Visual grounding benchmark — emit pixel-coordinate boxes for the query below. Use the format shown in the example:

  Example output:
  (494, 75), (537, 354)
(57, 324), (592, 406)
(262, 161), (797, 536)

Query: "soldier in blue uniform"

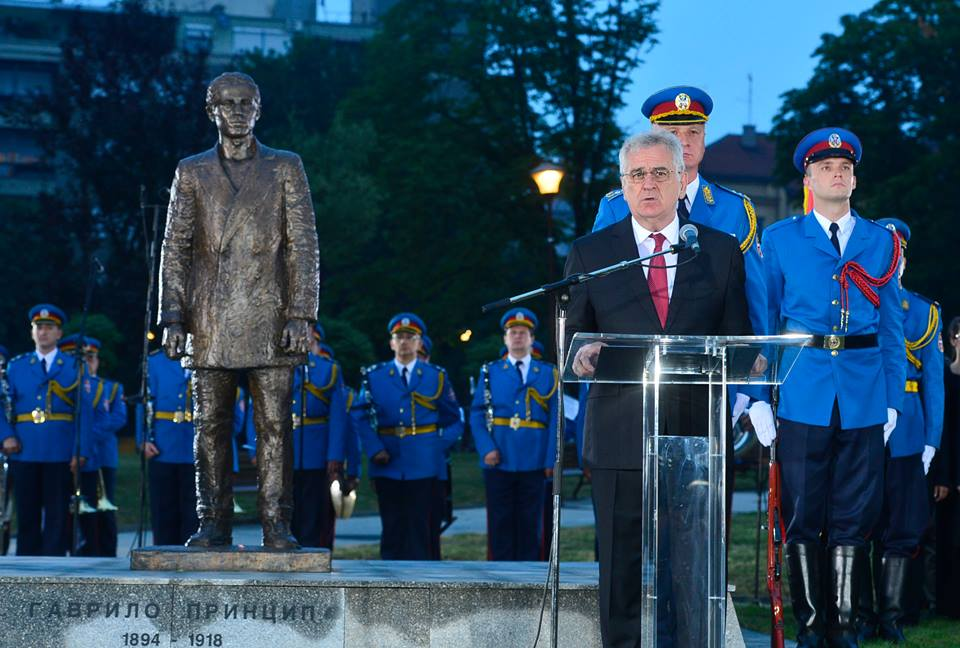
(0, 304), (94, 556)
(357, 313), (461, 560)
(248, 323), (348, 548)
(136, 350), (198, 546)
(762, 128), (905, 648)
(470, 308), (558, 561)
(854, 218), (943, 643)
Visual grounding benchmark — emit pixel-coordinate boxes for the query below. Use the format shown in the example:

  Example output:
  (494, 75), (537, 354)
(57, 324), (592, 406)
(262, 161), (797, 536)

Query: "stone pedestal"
(0, 559), (604, 647)
(130, 546), (331, 573)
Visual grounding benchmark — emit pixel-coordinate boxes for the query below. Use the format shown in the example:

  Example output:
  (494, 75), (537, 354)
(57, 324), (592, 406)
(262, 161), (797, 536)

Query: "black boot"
(185, 516), (232, 548)
(827, 545), (862, 648)
(879, 554), (909, 643)
(854, 546), (878, 641)
(787, 543), (827, 648)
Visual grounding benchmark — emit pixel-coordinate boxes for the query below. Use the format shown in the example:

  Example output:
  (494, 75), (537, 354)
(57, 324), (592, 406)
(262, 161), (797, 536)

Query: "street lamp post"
(530, 162), (565, 280)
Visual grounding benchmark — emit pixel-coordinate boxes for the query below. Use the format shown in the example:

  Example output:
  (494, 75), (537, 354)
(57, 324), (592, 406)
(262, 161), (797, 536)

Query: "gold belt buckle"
(184, 411), (192, 422)
(509, 415), (521, 430)
(824, 335), (842, 350)
(173, 410), (185, 424)
(31, 408), (46, 424)
(397, 426), (408, 438)
(292, 413), (301, 428)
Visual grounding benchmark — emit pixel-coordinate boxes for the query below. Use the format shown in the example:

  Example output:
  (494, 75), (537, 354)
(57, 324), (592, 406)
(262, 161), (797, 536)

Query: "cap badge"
(828, 133), (842, 148)
(40, 309), (49, 318)
(516, 313), (525, 321)
(885, 223), (897, 233)
(674, 93), (691, 111)
(401, 317), (410, 326)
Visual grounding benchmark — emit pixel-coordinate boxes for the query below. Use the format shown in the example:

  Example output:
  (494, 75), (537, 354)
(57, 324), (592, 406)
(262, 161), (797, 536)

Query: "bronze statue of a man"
(158, 72), (320, 550)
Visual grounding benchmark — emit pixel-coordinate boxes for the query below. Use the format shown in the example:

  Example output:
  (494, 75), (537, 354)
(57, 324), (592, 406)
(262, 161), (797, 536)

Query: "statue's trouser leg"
(192, 369), (237, 532)
(248, 366), (295, 531)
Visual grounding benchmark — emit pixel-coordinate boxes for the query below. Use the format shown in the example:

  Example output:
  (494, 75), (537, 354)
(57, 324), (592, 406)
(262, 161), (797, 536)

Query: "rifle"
(359, 366), (378, 432)
(71, 256), (104, 555)
(767, 385), (785, 648)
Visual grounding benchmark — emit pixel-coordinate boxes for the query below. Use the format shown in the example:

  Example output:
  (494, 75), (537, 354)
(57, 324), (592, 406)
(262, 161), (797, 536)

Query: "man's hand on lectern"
(572, 342), (603, 378)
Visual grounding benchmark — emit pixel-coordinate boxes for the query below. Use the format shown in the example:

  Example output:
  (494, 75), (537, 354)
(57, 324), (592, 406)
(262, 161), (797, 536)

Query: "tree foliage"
(771, 0), (960, 316)
(1, 0), (210, 387)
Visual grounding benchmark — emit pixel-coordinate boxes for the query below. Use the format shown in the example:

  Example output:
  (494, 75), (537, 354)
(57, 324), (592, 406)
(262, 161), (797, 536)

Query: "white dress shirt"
(394, 358), (418, 383)
(813, 210), (855, 255)
(684, 174), (701, 214)
(631, 215), (680, 298)
(35, 348), (58, 372)
(508, 353), (532, 383)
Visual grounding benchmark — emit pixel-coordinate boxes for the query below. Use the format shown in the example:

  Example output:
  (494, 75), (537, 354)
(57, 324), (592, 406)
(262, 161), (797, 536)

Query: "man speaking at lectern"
(564, 130), (756, 648)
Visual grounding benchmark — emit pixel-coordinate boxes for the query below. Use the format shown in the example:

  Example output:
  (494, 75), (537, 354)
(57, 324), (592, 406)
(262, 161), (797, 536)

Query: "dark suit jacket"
(158, 140), (320, 369)
(564, 215), (751, 470)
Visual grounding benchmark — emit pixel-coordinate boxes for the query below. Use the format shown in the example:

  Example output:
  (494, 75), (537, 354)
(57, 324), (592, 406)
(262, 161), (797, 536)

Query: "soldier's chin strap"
(838, 230), (901, 330)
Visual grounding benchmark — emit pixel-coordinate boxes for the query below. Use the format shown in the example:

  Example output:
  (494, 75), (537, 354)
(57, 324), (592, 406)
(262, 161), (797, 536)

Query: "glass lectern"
(563, 334), (810, 648)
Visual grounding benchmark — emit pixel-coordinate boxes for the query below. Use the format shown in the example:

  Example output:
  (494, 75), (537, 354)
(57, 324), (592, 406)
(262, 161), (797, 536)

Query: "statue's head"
(206, 72), (261, 138)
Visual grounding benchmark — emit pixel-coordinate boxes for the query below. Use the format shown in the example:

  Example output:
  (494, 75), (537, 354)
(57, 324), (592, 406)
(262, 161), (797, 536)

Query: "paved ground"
(13, 491), (765, 556)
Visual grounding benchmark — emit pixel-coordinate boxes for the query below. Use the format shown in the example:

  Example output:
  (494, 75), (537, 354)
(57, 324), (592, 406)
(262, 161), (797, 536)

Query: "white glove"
(748, 401), (777, 448)
(922, 445), (936, 475)
(731, 393), (750, 428)
(883, 408), (898, 445)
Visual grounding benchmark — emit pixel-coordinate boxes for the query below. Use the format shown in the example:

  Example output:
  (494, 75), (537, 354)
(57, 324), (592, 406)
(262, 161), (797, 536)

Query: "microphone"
(679, 223), (700, 253)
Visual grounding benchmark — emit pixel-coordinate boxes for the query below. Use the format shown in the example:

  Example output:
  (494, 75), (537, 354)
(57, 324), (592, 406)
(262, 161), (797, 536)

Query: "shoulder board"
(702, 178), (757, 253)
(149, 349), (162, 356)
(531, 358), (557, 372)
(907, 290), (937, 307)
(10, 352), (32, 364)
(763, 215), (803, 235)
(604, 188), (623, 201)
(859, 217), (894, 235)
(365, 361), (390, 374)
(420, 361), (445, 375)
(710, 181), (751, 202)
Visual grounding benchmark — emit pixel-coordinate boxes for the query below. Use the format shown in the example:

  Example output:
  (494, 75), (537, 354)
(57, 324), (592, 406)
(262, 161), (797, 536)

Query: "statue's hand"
(281, 319), (311, 355)
(163, 324), (186, 360)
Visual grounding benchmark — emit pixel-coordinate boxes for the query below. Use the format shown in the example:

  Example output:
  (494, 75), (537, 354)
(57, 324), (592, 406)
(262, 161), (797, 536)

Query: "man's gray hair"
(618, 130), (685, 174)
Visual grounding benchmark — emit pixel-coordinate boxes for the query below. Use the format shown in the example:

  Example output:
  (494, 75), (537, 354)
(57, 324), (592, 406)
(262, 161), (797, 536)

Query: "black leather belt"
(810, 334), (878, 351)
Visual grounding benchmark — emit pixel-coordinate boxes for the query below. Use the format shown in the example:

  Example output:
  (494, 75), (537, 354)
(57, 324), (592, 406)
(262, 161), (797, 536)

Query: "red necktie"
(648, 232), (669, 327)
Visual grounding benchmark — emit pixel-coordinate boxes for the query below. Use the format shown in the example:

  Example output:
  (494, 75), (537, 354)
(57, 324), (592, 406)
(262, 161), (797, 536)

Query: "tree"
(2, 1), (211, 387)
(324, 0), (657, 394)
(771, 0), (960, 316)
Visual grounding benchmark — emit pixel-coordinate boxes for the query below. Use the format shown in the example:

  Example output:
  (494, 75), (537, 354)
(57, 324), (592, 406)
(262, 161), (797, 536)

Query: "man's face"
(655, 123), (705, 173)
(208, 83), (261, 139)
(503, 326), (534, 357)
(85, 353), (99, 376)
(31, 322), (62, 352)
(309, 338), (322, 356)
(389, 332), (421, 362)
(621, 144), (687, 230)
(803, 158), (857, 204)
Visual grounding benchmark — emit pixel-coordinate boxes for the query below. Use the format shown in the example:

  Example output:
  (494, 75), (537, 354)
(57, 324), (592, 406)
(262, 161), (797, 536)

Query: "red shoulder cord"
(838, 230), (901, 331)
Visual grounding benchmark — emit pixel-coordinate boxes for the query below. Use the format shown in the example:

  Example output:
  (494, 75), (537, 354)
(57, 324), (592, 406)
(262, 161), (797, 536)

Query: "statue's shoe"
(185, 519), (233, 548)
(262, 520), (300, 551)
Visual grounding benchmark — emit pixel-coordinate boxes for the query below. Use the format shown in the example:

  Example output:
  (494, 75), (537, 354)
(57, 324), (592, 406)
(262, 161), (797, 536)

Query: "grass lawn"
(114, 445), (590, 529)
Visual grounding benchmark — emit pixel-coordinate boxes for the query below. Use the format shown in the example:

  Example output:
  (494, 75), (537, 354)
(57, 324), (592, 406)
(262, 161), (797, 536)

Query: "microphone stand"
(482, 241), (696, 648)
(130, 186), (163, 550)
